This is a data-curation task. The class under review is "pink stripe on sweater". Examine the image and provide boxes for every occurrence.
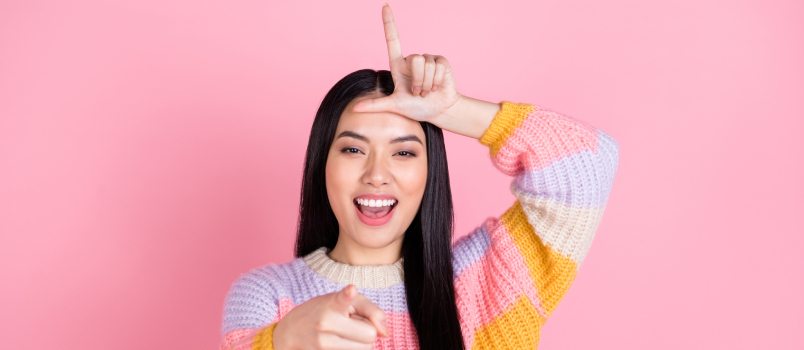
[277,297,295,321]
[220,328,258,350]
[453,217,547,347]
[373,311,419,350]
[267,297,296,324]
[494,110,599,175]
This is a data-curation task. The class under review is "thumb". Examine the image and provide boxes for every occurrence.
[352,95,398,114]
[334,284,357,313]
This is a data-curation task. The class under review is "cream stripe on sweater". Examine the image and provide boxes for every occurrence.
[302,247,405,289]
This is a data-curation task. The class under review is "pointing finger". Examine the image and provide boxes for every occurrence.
[351,293,389,338]
[334,284,358,313]
[382,4,403,66]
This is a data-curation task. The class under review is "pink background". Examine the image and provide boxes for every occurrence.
[1,0,802,349]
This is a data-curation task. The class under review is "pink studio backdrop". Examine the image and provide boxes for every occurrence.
[1,0,802,349]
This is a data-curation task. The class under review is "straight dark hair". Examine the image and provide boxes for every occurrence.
[294,68,465,350]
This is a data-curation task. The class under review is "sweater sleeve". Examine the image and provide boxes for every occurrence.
[451,101,619,343]
[220,324,277,350]
[219,267,290,350]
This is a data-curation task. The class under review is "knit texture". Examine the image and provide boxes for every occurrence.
[220,101,620,350]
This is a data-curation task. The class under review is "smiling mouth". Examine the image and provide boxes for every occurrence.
[353,198,398,219]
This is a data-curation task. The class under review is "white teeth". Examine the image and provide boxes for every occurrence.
[356,198,396,207]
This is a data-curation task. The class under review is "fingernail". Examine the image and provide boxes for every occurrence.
[413,87,421,96]
[421,90,429,98]
[432,85,438,91]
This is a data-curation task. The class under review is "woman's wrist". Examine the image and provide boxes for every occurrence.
[433,94,501,139]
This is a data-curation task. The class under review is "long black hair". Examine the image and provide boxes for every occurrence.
[294,68,465,350]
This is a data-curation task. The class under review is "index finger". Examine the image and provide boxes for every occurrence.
[352,293,389,338]
[382,4,403,65]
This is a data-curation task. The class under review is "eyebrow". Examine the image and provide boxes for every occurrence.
[335,131,423,145]
[390,135,423,145]
[336,131,369,143]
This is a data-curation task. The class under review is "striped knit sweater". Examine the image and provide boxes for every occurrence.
[220,101,620,350]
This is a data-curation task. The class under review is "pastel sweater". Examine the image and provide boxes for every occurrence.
[220,101,620,350]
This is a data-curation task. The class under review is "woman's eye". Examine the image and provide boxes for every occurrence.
[341,148,362,154]
[397,151,416,157]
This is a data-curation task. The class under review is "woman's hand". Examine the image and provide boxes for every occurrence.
[272,284,389,350]
[352,4,501,140]
[351,4,460,126]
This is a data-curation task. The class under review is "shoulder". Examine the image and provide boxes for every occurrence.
[222,257,307,334]
[225,257,307,302]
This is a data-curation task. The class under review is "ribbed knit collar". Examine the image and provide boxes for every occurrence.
[303,247,405,289]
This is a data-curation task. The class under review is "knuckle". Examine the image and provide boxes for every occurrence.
[313,334,326,349]
[359,324,378,340]
[312,317,327,333]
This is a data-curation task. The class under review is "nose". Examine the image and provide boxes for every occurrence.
[362,153,391,187]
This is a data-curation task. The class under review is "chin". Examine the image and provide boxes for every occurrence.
[350,225,403,249]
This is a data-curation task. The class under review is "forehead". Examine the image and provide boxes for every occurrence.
[337,92,425,142]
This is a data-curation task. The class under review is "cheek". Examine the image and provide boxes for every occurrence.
[395,160,428,203]
[324,161,343,214]
[325,157,351,214]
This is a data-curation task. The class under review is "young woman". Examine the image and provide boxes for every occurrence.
[220,4,619,350]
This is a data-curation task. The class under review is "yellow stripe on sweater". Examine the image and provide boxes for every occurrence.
[479,101,536,158]
[251,323,277,350]
[501,202,579,317]
[471,294,545,349]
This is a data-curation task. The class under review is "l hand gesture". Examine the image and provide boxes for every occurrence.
[352,4,462,125]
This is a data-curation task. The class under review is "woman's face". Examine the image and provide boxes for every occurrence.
[325,91,428,254]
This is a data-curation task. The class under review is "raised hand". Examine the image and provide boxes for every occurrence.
[352,4,462,126]
[272,284,388,350]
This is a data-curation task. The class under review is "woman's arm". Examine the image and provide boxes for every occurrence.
[449,98,619,339]
[430,94,500,139]
[351,6,619,344]
[219,268,286,350]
